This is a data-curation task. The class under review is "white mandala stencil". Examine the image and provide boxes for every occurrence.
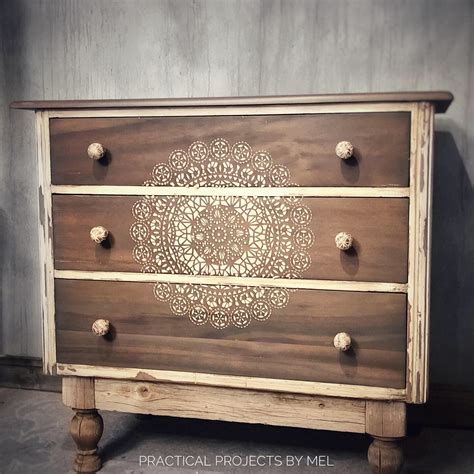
[130,140,315,329]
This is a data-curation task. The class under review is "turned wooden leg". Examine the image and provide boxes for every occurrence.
[70,409,103,473]
[368,436,403,473]
[63,377,103,473]
[366,401,406,474]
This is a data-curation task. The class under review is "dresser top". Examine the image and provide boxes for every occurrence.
[11,91,453,113]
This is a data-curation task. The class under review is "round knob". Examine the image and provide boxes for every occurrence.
[335,141,354,160]
[90,226,109,243]
[92,319,110,336]
[87,142,106,160]
[335,232,353,250]
[334,332,352,351]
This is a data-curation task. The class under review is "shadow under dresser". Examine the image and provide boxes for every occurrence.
[11,91,453,473]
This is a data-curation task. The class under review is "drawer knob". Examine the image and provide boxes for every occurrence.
[335,231,353,250]
[87,142,106,160]
[335,141,354,160]
[334,332,352,351]
[92,319,110,336]
[90,226,109,243]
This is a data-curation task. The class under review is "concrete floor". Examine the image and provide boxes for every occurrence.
[1,387,473,473]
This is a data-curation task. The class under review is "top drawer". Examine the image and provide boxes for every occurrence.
[49,113,410,187]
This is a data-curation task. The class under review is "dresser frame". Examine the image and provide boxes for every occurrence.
[14,92,451,473]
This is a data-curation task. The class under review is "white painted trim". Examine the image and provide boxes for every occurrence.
[47,102,414,118]
[36,112,56,374]
[405,103,434,403]
[51,185,410,198]
[54,270,408,293]
[57,363,407,400]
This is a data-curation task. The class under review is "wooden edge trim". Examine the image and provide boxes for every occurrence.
[36,111,56,375]
[10,91,453,112]
[62,376,95,409]
[56,363,406,400]
[53,270,408,293]
[94,378,367,433]
[44,102,411,118]
[406,103,434,403]
[50,185,411,198]
[42,102,417,119]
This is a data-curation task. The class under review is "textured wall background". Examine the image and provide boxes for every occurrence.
[0,0,472,387]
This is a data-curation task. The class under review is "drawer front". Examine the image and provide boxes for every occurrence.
[55,279,407,388]
[53,195,409,283]
[50,113,410,187]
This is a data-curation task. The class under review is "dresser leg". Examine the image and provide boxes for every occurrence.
[62,377,103,472]
[366,401,406,474]
[368,436,403,473]
[70,409,103,473]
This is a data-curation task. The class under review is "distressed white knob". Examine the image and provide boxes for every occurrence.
[92,319,110,336]
[335,232,353,250]
[90,226,109,243]
[87,142,106,160]
[335,141,354,160]
[334,332,352,352]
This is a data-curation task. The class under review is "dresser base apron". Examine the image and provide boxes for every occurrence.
[62,376,406,474]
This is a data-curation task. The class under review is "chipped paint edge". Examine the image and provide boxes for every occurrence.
[406,102,434,403]
[36,111,56,374]
[57,363,407,400]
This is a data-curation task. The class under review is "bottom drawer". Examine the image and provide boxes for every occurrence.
[55,279,407,389]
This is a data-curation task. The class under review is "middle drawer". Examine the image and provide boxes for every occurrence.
[53,195,408,283]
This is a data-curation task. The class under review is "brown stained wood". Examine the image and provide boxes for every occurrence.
[10,91,453,112]
[49,113,410,187]
[55,280,407,388]
[52,195,409,283]
[62,376,95,409]
[94,378,367,433]
[367,437,404,474]
[70,409,103,473]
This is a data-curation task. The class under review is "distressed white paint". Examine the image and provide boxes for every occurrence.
[53,270,408,293]
[51,185,411,197]
[0,0,473,387]
[57,363,406,401]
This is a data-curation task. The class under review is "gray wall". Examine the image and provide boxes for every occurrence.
[0,0,472,387]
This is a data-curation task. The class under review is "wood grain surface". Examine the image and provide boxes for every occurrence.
[52,195,408,282]
[55,279,407,388]
[94,378,368,433]
[62,376,95,409]
[49,113,410,186]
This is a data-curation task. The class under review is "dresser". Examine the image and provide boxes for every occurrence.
[12,92,452,473]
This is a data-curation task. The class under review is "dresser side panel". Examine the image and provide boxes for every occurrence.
[406,102,434,403]
[36,111,56,374]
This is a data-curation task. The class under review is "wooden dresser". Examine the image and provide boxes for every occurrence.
[12,92,452,473]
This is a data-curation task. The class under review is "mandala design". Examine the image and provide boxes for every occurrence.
[130,140,315,328]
